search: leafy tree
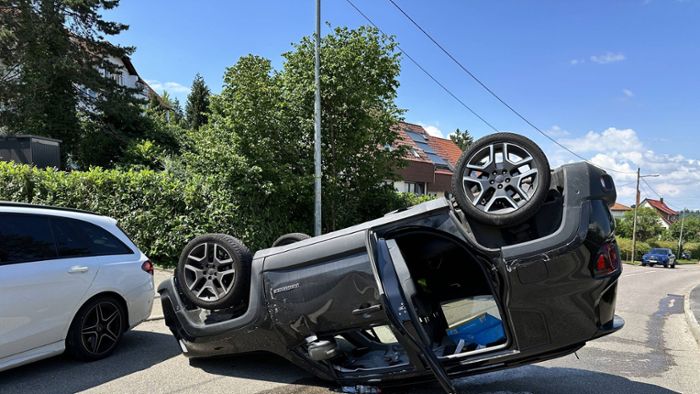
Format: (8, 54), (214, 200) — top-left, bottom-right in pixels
(450, 128), (474, 150)
(180, 26), (406, 247)
(0, 0), (144, 162)
(616, 207), (664, 241)
(281, 26), (406, 231)
(668, 214), (700, 243)
(185, 73), (210, 130)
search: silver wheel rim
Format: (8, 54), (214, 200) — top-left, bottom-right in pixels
(183, 242), (236, 302)
(461, 141), (540, 214)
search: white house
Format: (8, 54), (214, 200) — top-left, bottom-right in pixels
(102, 55), (157, 101)
(639, 198), (678, 229)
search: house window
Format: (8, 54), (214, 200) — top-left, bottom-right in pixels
(406, 182), (426, 195)
(112, 72), (123, 86)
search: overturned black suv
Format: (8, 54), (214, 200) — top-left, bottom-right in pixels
(158, 133), (623, 393)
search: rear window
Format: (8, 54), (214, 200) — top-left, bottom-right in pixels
(0, 213), (57, 264)
(51, 217), (133, 257)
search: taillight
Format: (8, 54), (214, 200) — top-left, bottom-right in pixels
(141, 259), (154, 275)
(594, 242), (619, 276)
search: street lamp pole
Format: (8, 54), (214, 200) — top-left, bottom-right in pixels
(313, 0), (322, 236)
(631, 168), (640, 263)
(678, 209), (685, 257)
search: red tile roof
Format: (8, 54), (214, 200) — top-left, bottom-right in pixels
(610, 202), (632, 211)
(642, 198), (678, 216)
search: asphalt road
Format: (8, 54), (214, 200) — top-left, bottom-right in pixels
(1, 264), (700, 394)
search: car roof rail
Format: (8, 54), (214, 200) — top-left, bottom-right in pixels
(0, 201), (98, 216)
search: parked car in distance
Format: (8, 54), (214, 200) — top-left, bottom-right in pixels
(0, 202), (154, 372)
(642, 248), (676, 268)
(681, 251), (691, 260)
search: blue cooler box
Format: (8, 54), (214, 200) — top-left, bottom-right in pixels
(446, 312), (505, 347)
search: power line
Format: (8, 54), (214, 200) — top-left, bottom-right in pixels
(343, 0), (499, 132)
(384, 0), (637, 176)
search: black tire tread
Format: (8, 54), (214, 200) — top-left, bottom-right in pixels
(175, 233), (252, 310)
(451, 132), (551, 226)
(272, 232), (311, 247)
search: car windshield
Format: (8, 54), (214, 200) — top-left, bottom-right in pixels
(650, 248), (670, 255)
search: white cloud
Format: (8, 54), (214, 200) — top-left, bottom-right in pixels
(560, 128), (643, 154)
(590, 52), (626, 64)
(145, 79), (190, 94)
(570, 59), (584, 66)
(551, 127), (700, 208)
(546, 125), (570, 137)
(420, 123), (444, 138)
(622, 88), (634, 98)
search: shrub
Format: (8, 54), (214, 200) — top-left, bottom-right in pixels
(616, 237), (650, 261)
(682, 242), (700, 260)
(647, 239), (678, 251)
(0, 162), (241, 266)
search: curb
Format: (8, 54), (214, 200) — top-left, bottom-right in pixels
(684, 285), (700, 347)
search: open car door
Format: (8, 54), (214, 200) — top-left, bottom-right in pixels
(375, 238), (456, 394)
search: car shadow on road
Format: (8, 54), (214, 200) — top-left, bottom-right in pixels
(384, 365), (681, 394)
(0, 330), (180, 393)
(190, 355), (679, 394)
(190, 351), (319, 385)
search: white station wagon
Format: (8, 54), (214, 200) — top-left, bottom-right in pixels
(0, 202), (154, 371)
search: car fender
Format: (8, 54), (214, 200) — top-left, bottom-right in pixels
(64, 254), (154, 337)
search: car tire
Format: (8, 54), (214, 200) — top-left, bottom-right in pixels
(641, 263), (646, 267)
(176, 234), (252, 310)
(664, 263), (668, 268)
(671, 263), (676, 269)
(272, 232), (311, 247)
(65, 296), (125, 361)
(451, 132), (551, 226)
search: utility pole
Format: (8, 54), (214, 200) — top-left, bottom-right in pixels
(631, 168), (660, 262)
(631, 168), (640, 263)
(678, 209), (685, 257)
(313, 0), (322, 236)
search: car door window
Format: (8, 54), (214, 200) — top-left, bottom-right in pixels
(0, 213), (57, 264)
(51, 217), (133, 257)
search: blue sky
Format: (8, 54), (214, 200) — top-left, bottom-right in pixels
(106, 0), (700, 209)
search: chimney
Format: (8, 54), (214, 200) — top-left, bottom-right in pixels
(660, 197), (664, 203)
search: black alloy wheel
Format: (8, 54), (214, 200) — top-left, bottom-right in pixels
(66, 296), (125, 361)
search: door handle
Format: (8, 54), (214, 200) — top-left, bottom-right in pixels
(68, 265), (89, 274)
(352, 304), (383, 316)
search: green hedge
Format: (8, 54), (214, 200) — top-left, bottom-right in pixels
(680, 242), (700, 260)
(0, 162), (240, 267)
(616, 237), (650, 261)
(0, 162), (430, 267)
(616, 237), (700, 261)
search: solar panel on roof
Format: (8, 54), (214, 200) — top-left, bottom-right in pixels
(405, 130), (427, 142)
(415, 141), (435, 154)
(427, 152), (450, 167)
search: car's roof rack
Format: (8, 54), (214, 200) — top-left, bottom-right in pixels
(0, 201), (98, 216)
